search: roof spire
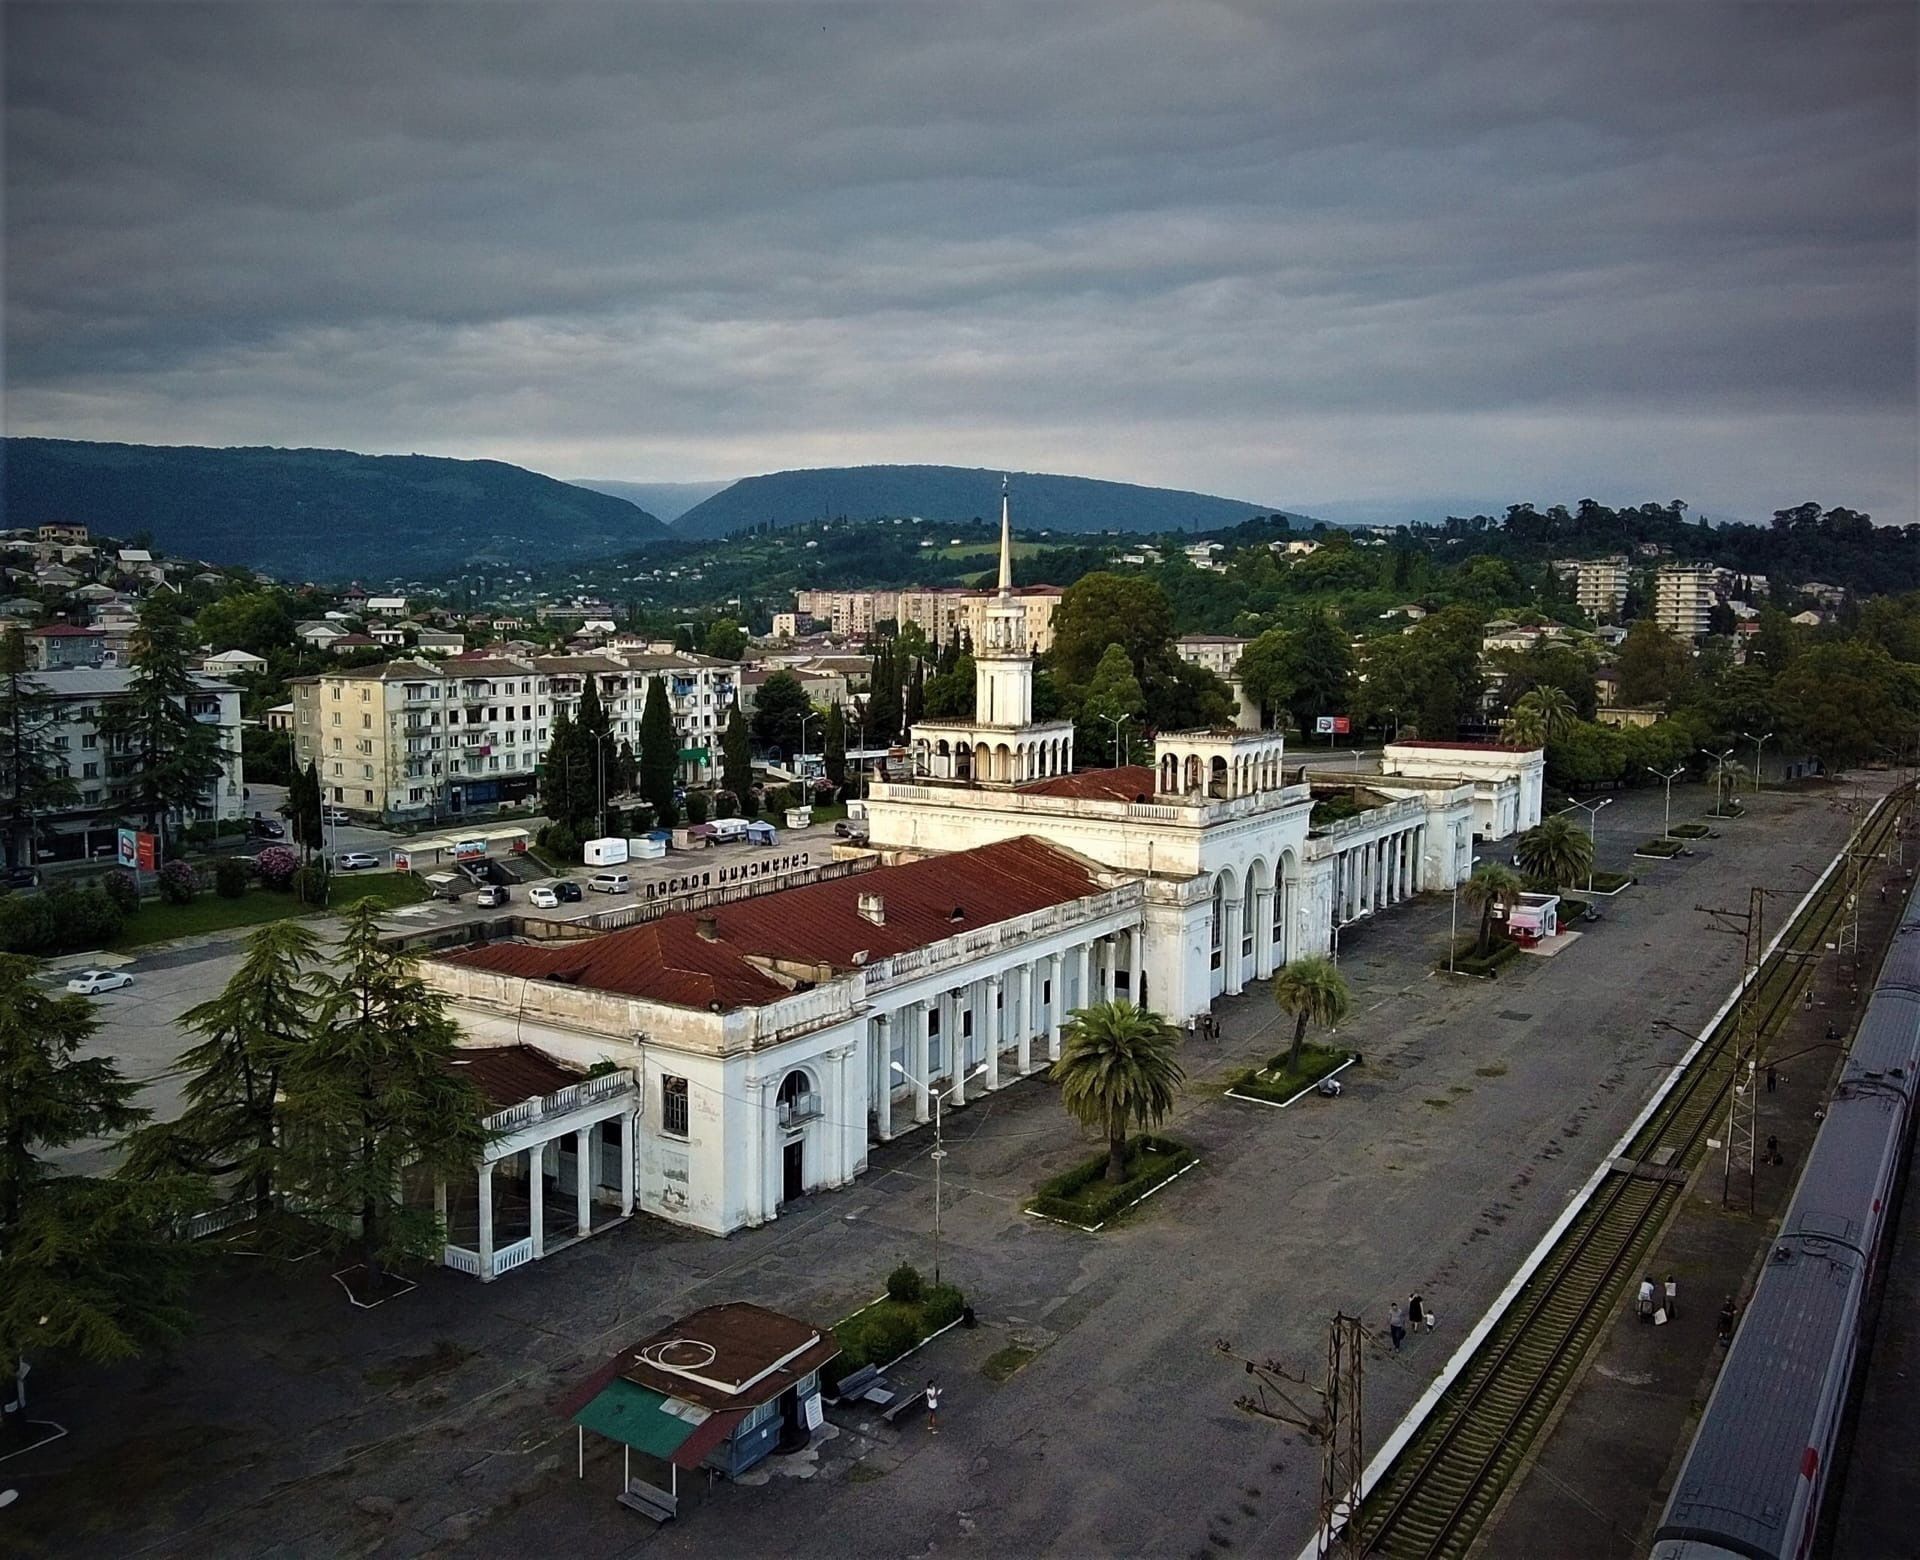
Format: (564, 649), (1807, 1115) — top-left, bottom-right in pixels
(997, 474), (1013, 595)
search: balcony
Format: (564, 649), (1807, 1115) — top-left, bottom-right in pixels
(776, 1090), (824, 1127)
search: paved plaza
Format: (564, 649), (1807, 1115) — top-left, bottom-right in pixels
(5, 779), (1875, 1559)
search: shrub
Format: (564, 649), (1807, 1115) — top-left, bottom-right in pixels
(158, 859), (197, 905)
(255, 845), (299, 889)
(214, 857), (250, 899)
(921, 1283), (965, 1330)
(685, 790), (710, 826)
(0, 888), (126, 953)
(713, 790), (739, 820)
(1028, 1136), (1195, 1227)
(59, 888), (125, 948)
(545, 823), (579, 861)
(885, 1263), (925, 1305)
(0, 892), (58, 952)
(290, 864), (330, 903)
(101, 869), (142, 914)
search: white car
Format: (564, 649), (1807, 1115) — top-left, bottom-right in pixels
(528, 883), (561, 909)
(323, 808), (351, 824)
(67, 969), (133, 995)
(587, 872), (632, 895)
(335, 851), (380, 871)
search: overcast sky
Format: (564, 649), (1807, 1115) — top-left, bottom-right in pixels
(6, 2), (1915, 524)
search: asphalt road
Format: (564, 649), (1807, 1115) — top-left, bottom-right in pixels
(5, 778), (1874, 1560)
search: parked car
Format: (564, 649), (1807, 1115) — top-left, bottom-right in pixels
(323, 808), (351, 824)
(335, 851), (379, 871)
(66, 969), (133, 995)
(528, 883), (560, 909)
(476, 884), (511, 908)
(3, 865), (39, 890)
(556, 879), (583, 902)
(833, 821), (868, 840)
(587, 872), (632, 895)
(250, 815), (286, 839)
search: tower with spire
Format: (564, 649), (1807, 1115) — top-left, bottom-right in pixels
(906, 475), (1075, 785)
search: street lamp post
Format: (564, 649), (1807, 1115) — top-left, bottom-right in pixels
(1740, 730), (1774, 794)
(592, 730), (606, 832)
(1557, 796), (1613, 894)
(1108, 715), (1129, 767)
(1647, 765), (1686, 842)
(890, 1059), (987, 1288)
(797, 710), (819, 782)
(1701, 746), (1736, 816)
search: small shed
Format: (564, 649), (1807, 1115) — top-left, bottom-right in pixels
(745, 820), (777, 846)
(1507, 891), (1560, 944)
(564, 1303), (839, 1522)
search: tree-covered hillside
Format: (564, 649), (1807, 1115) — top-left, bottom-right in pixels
(671, 464), (1289, 539)
(2, 438), (669, 580)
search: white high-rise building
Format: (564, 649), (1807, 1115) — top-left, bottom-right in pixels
(1653, 563), (1717, 639)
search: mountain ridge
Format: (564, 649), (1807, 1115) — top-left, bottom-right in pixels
(670, 464), (1289, 539)
(2, 438), (669, 581)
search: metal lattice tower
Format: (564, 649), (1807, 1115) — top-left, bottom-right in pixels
(1695, 887), (1766, 1211)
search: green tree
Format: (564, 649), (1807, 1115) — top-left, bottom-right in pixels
(702, 619), (748, 660)
(98, 593), (228, 859)
(1080, 643), (1146, 764)
(922, 652), (976, 720)
(722, 706), (754, 808)
(1464, 862), (1525, 956)
(538, 708), (583, 833)
(1615, 620), (1693, 708)
(903, 656), (926, 728)
(1, 955), (198, 1441)
(866, 642), (902, 742)
(1513, 815), (1595, 890)
(1050, 1000), (1185, 1185)
(119, 922), (320, 1221)
(277, 903), (490, 1289)
(1051, 573), (1175, 687)
(751, 670), (813, 758)
(0, 627), (76, 871)
(1269, 955), (1350, 1075)
(285, 759), (324, 863)
(575, 677), (615, 827)
(823, 702), (847, 790)
(196, 590), (294, 656)
(1773, 640), (1919, 771)
(1280, 612), (1356, 735)
(1505, 686), (1575, 747)
(639, 675), (680, 830)
(1235, 628), (1292, 729)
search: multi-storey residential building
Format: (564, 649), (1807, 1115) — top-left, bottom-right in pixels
(959, 584), (1062, 653)
(289, 650), (739, 819)
(795, 585), (1063, 653)
(1653, 563), (1717, 639)
(24, 668), (245, 861)
(1552, 556), (1630, 620)
(1175, 633), (1251, 679)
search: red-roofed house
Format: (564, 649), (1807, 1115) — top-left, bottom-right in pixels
(425, 836), (1141, 1235)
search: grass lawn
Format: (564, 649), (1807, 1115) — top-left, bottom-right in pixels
(112, 874), (428, 948)
(827, 1281), (966, 1385)
(1587, 869), (1635, 894)
(1228, 1040), (1351, 1103)
(1669, 822), (1712, 839)
(1027, 1134), (1195, 1228)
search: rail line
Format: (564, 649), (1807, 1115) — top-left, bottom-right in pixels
(1352, 787), (1910, 1560)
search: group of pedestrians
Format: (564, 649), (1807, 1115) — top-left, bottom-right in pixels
(1637, 1273), (1679, 1323)
(1387, 1293), (1437, 1351)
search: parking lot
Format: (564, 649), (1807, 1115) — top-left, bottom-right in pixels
(6, 778), (1879, 1559)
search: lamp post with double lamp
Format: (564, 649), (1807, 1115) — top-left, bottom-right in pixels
(1107, 715), (1130, 768)
(1648, 764), (1687, 842)
(1557, 796), (1613, 894)
(1447, 822), (1469, 974)
(1740, 730), (1774, 794)
(1701, 746), (1736, 817)
(889, 1058), (988, 1288)
(797, 710), (819, 787)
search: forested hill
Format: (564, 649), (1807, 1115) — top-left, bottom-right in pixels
(671, 464), (1289, 539)
(2, 438), (670, 581)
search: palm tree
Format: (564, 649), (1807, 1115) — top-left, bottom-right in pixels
(1050, 1000), (1185, 1184)
(1270, 956), (1351, 1075)
(1514, 814), (1595, 890)
(1505, 686), (1575, 746)
(1463, 861), (1526, 956)
(1707, 755), (1749, 814)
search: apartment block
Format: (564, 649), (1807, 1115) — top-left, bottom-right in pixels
(1653, 563), (1717, 639)
(290, 650), (739, 819)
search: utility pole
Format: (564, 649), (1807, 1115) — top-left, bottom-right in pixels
(1216, 1313), (1367, 1557)
(1695, 887), (1765, 1211)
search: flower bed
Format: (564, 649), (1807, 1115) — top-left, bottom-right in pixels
(825, 1271), (966, 1387)
(1027, 1135), (1195, 1229)
(1586, 870), (1636, 895)
(1436, 936), (1520, 978)
(1704, 802), (1746, 819)
(1228, 1041), (1351, 1103)
(1634, 837), (1684, 859)
(1669, 822), (1712, 839)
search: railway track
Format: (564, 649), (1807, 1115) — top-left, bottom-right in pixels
(1352, 787), (1910, 1560)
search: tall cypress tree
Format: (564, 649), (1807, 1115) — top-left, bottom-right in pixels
(99, 593), (227, 859)
(639, 675), (679, 829)
(574, 676), (614, 830)
(823, 702), (847, 790)
(538, 708), (578, 832)
(903, 657), (926, 729)
(0, 627), (76, 871)
(722, 706), (753, 810)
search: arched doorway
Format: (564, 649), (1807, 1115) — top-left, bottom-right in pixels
(776, 1070), (817, 1206)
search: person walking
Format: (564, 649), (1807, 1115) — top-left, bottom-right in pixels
(925, 1379), (941, 1434)
(1388, 1302), (1406, 1352)
(1766, 1063), (1777, 1094)
(1767, 1134), (1782, 1165)
(1408, 1294), (1428, 1334)
(1717, 1296), (1738, 1347)
(1664, 1274), (1678, 1321)
(1638, 1276), (1656, 1322)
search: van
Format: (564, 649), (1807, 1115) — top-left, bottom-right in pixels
(588, 872), (632, 895)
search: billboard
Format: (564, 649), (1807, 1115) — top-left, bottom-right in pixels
(116, 828), (157, 870)
(1313, 716), (1352, 736)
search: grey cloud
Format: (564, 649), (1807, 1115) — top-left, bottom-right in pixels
(4, 1), (1914, 524)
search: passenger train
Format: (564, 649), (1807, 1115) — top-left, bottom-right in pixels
(1651, 893), (1920, 1560)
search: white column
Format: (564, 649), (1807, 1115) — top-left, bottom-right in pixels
(433, 1176), (447, 1238)
(1017, 963), (1034, 1075)
(528, 1142), (545, 1256)
(911, 1003), (930, 1124)
(984, 973), (1003, 1090)
(1125, 929), (1142, 1004)
(1254, 887), (1277, 979)
(477, 1160), (495, 1278)
(1223, 899), (1245, 995)
(1048, 953), (1065, 1060)
(946, 991), (968, 1106)
(618, 1112), (635, 1215)
(743, 1077), (768, 1224)
(574, 1127), (592, 1236)
(1075, 942), (1092, 1013)
(874, 1014), (894, 1139)
(826, 1045), (853, 1184)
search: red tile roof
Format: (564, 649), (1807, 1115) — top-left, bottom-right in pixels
(1389, 739), (1539, 753)
(1021, 765), (1158, 803)
(443, 1044), (584, 1110)
(27, 624), (103, 637)
(438, 837), (1103, 1010)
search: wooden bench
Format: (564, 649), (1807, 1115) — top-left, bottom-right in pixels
(825, 1365), (926, 1424)
(826, 1364), (882, 1405)
(617, 1481), (678, 1524)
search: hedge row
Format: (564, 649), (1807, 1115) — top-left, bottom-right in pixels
(1029, 1135), (1195, 1227)
(826, 1280), (965, 1385)
(1439, 936), (1520, 978)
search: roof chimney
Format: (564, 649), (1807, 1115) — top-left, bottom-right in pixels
(857, 891), (886, 926)
(695, 914), (720, 942)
